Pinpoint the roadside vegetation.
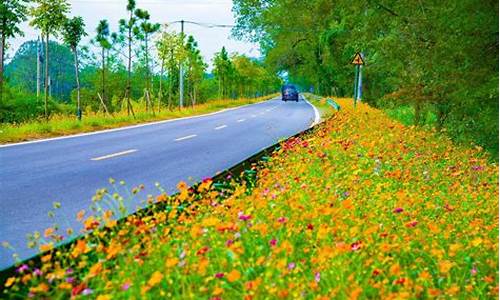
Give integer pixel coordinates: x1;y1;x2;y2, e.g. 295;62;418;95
232;0;499;158
1;0;281;130
0;94;277;144
3;99;497;298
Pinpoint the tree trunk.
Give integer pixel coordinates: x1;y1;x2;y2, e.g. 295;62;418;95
73;46;82;120
101;46;106;112
44;33;50;120
145;33;149;112
0;33;5;103
126;13;134;117
158;59;164;113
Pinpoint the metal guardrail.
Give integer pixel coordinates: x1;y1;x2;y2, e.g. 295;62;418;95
327;98;341;110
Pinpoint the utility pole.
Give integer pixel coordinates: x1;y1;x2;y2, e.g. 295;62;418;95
179;20;184;108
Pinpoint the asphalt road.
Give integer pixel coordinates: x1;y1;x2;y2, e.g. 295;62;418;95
0;95;318;270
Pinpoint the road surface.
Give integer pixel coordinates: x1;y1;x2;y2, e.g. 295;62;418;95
0;96;319;270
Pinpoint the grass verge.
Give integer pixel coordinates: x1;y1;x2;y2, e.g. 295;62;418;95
0;95;277;144
2;99;498;299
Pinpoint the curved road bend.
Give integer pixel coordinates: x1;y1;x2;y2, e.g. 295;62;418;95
0;95;318;270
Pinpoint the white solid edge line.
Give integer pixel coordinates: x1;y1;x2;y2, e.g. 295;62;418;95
302;94;320;128
0;97;280;149
237;119;246;122
214;125;228;130
91;149;137;161
174;134;197;141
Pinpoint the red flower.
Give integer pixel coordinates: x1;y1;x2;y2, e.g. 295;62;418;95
405;221;418;228
393;207;404;213
215;273;224;279
393;277;406;285
307;224;314;230
71;283;87;296
270;239;277;247
196;246;209;256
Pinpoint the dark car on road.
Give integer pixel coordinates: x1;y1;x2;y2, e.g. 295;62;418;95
281;84;299;102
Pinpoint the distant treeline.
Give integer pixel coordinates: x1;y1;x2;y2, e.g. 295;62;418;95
233;0;499;158
0;0;281;123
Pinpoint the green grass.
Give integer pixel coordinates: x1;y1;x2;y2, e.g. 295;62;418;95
384;105;437;126
0;95;277;144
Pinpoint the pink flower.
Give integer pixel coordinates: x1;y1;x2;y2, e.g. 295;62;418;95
393;207;404;213
351;241;362;251
270;239;277;247
277;217;287;223
17;264;29;273
315;272;321;282
471;265;478;276
288;262;296;270
238;214;251;221
121;282;131;291
225;239;234;246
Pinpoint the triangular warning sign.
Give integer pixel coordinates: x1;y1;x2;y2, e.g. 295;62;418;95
351;52;364;65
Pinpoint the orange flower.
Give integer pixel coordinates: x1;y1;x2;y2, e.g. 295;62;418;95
227;269;241;282
71;240;89;258
148;271;163;287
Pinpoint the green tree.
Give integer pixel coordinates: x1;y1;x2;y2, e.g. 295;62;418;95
62;16;86;120
156;28;184;110
135;9;160;112
96;19;111;111
213;47;233;98
0;0;28;102
185;35;206;107
233;0;499;158
30;0;70;119
117;0;140;116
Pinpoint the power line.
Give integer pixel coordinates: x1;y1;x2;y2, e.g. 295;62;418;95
168;20;234;28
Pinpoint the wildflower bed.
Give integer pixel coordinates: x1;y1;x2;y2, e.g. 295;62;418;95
2;99;498;299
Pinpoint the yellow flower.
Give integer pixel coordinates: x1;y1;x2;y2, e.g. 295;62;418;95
439;260;454;274
4;277;15;287
106;241;122;259
148;271;163;287
88;262;103;278
96;295;112;300
165;257;179;268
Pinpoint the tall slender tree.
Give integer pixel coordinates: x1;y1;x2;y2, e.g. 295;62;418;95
96;20;111;111
30;0;70;119
62;16;86;120
135;9;160;112
156;28;184;111
118;0;140;116
0;0;28;102
185;35;206;107
213;47;233;99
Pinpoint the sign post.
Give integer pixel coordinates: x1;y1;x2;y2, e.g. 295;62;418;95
351;52;364;108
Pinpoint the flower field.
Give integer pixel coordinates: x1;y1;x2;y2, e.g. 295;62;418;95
2;99;498;299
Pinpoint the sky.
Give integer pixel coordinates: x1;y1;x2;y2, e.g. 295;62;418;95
9;0;260;69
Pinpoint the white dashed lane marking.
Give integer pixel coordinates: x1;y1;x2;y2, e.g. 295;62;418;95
91;149;137;161
214;125;228;130
174;134;197;141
